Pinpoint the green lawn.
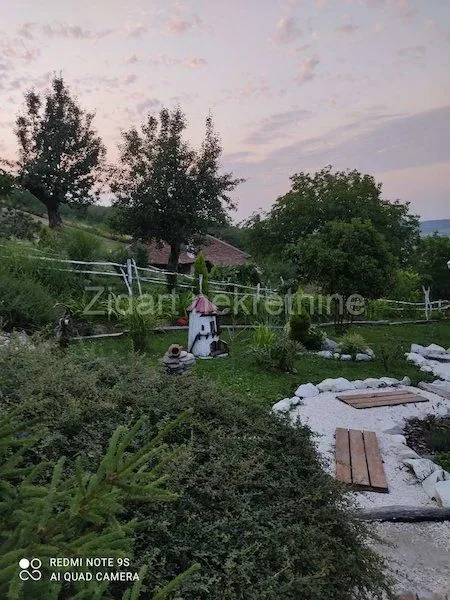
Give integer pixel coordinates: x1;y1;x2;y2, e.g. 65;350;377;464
75;320;450;407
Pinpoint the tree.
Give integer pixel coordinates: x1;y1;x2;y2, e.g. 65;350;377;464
0;169;14;198
289;219;396;321
246;166;419;267
416;234;450;299
193;251;209;296
15;76;105;228
110;108;243;273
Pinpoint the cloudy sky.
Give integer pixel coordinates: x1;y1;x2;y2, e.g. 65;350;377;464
1;0;449;221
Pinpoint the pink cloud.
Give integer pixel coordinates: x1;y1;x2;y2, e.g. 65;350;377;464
294;56;320;84
270;17;303;45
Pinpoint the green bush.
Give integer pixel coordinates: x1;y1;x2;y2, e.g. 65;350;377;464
193;251;209;297
249;328;303;373
63;227;103;261
289;310;311;343
304;325;326;350
0;208;41;240
109;294;160;352
0;272;55;330
0;347;391;599
435;452;450;472
339;332;367;357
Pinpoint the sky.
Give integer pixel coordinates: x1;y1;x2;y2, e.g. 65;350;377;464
1;0;449;222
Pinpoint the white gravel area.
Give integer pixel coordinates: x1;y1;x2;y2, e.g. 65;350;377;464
288;386;450;508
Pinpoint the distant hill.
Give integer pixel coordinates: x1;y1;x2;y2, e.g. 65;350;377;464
420;219;450;237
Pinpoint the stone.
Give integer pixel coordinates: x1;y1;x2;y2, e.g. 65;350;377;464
411;343;425;354
340;354;352;361
399;376;411;386
403;458;439;482
322;338;339;351
424;343;446;355
272;398;293;412
435;480;450;507
353;379;367;389
355;353;372;361
333;352;340;359
379;377;400;387
364;347;375;358
363;378;383;389
420;365;434;373
294;383;320;398
389;434;407;445
421;469;448;498
317;377;355;393
399;447;421;460
316;350;333;359
383;425;404;435
405;352;426;365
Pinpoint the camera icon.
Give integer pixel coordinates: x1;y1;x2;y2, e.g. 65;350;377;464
19;558;42;581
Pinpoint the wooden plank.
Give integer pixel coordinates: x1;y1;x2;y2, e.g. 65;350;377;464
363;431;388;492
349;429;370;488
335;428;352;484
351;396;428;409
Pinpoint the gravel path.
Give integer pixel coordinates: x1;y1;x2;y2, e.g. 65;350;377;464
288;386;450;508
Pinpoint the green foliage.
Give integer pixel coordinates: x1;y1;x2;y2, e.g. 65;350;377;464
289;310;312;343
193;251;209;296
249;328;302;373
0;347;391;599
0;169;14;197
434;452;450;472
0;272;55;330
37;226;60;252
416;234;450;299
378;343;405;372
290;219;396;306
304;325;326;350
389;269;421;302
16;76;105;228
63;227;103;261
252;324;277;349
0;407;193;600
245;166;419;268
0;208;40;241
110;108;243;271
339;333;367;357
108;295;160;352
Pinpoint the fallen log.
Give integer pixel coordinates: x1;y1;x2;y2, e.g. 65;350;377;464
354;505;450;522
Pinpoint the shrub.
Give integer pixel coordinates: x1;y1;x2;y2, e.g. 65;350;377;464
0;208;40;240
0;272;55;330
249;328;302;373
289;310;311;343
339;332;367;357
435;452;450;472
252;323;277;349
304;325;326;350
0;347;391;599
193;251;209;297
63;227;103;261
109;295;160;352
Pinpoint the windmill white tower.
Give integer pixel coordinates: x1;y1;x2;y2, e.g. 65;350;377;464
187;295;228;358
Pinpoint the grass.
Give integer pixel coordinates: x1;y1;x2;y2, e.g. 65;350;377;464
73;320;450;407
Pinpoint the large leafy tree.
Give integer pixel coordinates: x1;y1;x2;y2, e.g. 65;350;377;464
15;76;106;228
289;219;396;314
246;166;419;267
110;107;243;271
415;233;450;299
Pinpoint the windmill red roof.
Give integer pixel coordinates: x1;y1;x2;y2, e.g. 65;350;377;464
187;295;217;314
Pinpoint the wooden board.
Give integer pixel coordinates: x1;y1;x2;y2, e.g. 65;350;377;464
336;389;429;409
335;429;388;493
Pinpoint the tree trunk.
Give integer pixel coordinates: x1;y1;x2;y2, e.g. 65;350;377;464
167;243;181;292
47;203;62;229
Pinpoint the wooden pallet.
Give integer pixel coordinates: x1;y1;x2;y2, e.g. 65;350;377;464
336;389;429;409
335;428;388;492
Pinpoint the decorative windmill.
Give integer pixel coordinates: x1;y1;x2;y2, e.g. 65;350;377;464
187;295;229;358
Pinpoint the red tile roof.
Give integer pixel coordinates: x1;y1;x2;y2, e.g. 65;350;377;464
148;235;248;267
187;295;217;314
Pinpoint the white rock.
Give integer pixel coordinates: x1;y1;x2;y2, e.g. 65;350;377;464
322;338;339;351
355;353;372;361
333;353;340;359
399;376;411;386
389;434;407;445
379;377;400;386
317;377;355;393
363;378;383;389
405;352;426;365
411;343;425;354
364;347;375;358
420;365;433;373
399;447;421;460
353;379;367;389
294;383;320;398
340;354;352;361
435;480;450;507
272;398;295;412
316;350;333;359
424;343;446;355
403;458;439;482
422;469;448;498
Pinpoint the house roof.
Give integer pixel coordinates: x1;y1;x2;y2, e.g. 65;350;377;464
148;235;249;267
187;295;217;314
